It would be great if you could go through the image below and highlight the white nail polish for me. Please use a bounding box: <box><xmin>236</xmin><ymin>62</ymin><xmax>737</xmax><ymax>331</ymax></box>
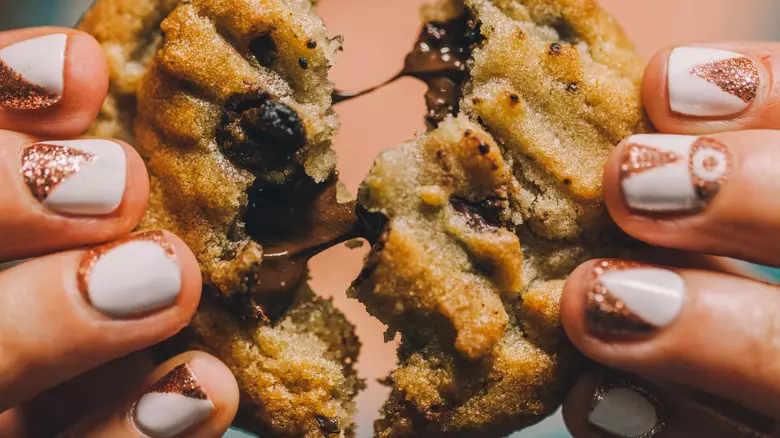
<box><xmin>135</xmin><ymin>364</ymin><xmax>213</xmax><ymax>438</ymax></box>
<box><xmin>669</xmin><ymin>46</ymin><xmax>761</xmax><ymax>117</ymax></box>
<box><xmin>620</xmin><ymin>134</ymin><xmax>731</xmax><ymax>212</ymax></box>
<box><xmin>21</xmin><ymin>140</ymin><xmax>127</xmax><ymax>216</ymax></box>
<box><xmin>0</xmin><ymin>34</ymin><xmax>67</xmax><ymax>109</ymax></box>
<box><xmin>587</xmin><ymin>261</ymin><xmax>685</xmax><ymax>334</ymax></box>
<box><xmin>589</xmin><ymin>386</ymin><xmax>660</xmax><ymax>437</ymax></box>
<box><xmin>78</xmin><ymin>231</ymin><xmax>181</xmax><ymax>318</ymax></box>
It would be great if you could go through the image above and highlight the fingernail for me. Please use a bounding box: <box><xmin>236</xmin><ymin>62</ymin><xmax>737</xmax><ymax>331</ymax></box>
<box><xmin>21</xmin><ymin>140</ymin><xmax>127</xmax><ymax>216</ymax></box>
<box><xmin>77</xmin><ymin>231</ymin><xmax>181</xmax><ymax>318</ymax></box>
<box><xmin>669</xmin><ymin>46</ymin><xmax>761</xmax><ymax>117</ymax></box>
<box><xmin>589</xmin><ymin>374</ymin><xmax>665</xmax><ymax>437</ymax></box>
<box><xmin>620</xmin><ymin>134</ymin><xmax>731</xmax><ymax>212</ymax></box>
<box><xmin>134</xmin><ymin>363</ymin><xmax>213</xmax><ymax>438</ymax></box>
<box><xmin>0</xmin><ymin>34</ymin><xmax>67</xmax><ymax>109</ymax></box>
<box><xmin>586</xmin><ymin>260</ymin><xmax>685</xmax><ymax>335</ymax></box>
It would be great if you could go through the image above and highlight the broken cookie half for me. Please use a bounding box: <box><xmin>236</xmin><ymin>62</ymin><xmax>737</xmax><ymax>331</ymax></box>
<box><xmin>352</xmin><ymin>0</ymin><xmax>650</xmax><ymax>436</ymax></box>
<box><xmin>81</xmin><ymin>0</ymin><xmax>362</xmax><ymax>436</ymax></box>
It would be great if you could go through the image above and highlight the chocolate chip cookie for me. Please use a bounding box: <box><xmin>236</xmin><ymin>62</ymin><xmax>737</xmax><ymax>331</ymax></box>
<box><xmin>352</xmin><ymin>0</ymin><xmax>649</xmax><ymax>436</ymax></box>
<box><xmin>81</xmin><ymin>0</ymin><xmax>362</xmax><ymax>436</ymax></box>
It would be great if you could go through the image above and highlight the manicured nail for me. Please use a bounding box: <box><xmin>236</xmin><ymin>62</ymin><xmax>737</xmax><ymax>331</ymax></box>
<box><xmin>21</xmin><ymin>140</ymin><xmax>127</xmax><ymax>215</ymax></box>
<box><xmin>669</xmin><ymin>46</ymin><xmax>761</xmax><ymax>117</ymax></box>
<box><xmin>586</xmin><ymin>260</ymin><xmax>685</xmax><ymax>335</ymax></box>
<box><xmin>134</xmin><ymin>364</ymin><xmax>213</xmax><ymax>438</ymax></box>
<box><xmin>589</xmin><ymin>374</ymin><xmax>665</xmax><ymax>437</ymax></box>
<box><xmin>77</xmin><ymin>231</ymin><xmax>181</xmax><ymax>318</ymax></box>
<box><xmin>620</xmin><ymin>134</ymin><xmax>731</xmax><ymax>212</ymax></box>
<box><xmin>0</xmin><ymin>34</ymin><xmax>67</xmax><ymax>109</ymax></box>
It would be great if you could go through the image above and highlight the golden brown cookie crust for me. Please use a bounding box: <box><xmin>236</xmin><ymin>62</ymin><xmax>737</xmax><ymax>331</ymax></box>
<box><xmin>353</xmin><ymin>0</ymin><xmax>650</xmax><ymax>436</ymax></box>
<box><xmin>82</xmin><ymin>1</ymin><xmax>362</xmax><ymax>436</ymax></box>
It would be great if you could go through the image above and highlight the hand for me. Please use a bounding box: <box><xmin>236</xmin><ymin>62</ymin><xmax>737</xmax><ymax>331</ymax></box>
<box><xmin>561</xmin><ymin>43</ymin><xmax>780</xmax><ymax>437</ymax></box>
<box><xmin>0</xmin><ymin>28</ymin><xmax>239</xmax><ymax>437</ymax></box>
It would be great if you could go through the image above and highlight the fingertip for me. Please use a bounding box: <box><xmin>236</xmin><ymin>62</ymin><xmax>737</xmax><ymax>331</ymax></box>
<box><xmin>60</xmin><ymin>31</ymin><xmax>109</xmax><ymax>134</ymax></box>
<box><xmin>185</xmin><ymin>352</ymin><xmax>240</xmax><ymax>422</ymax></box>
<box><xmin>137</xmin><ymin>352</ymin><xmax>239</xmax><ymax>438</ymax></box>
<box><xmin>162</xmin><ymin>231</ymin><xmax>203</xmax><ymax>321</ymax></box>
<box><xmin>642</xmin><ymin>47</ymin><xmax>673</xmax><ymax>132</ymax></box>
<box><xmin>111</xmin><ymin>140</ymin><xmax>149</xmax><ymax>233</ymax></box>
<box><xmin>0</xmin><ymin>28</ymin><xmax>108</xmax><ymax>137</ymax></box>
<box><xmin>561</xmin><ymin>260</ymin><xmax>595</xmax><ymax>342</ymax></box>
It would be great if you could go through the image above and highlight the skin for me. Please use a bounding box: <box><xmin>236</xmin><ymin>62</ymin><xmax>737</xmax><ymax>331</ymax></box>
<box><xmin>0</xmin><ymin>29</ymin><xmax>239</xmax><ymax>437</ymax></box>
<box><xmin>562</xmin><ymin>43</ymin><xmax>780</xmax><ymax>436</ymax></box>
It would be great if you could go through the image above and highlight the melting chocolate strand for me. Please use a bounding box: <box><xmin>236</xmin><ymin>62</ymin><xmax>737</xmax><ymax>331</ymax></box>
<box><xmin>332</xmin><ymin>11</ymin><xmax>483</xmax><ymax>128</ymax></box>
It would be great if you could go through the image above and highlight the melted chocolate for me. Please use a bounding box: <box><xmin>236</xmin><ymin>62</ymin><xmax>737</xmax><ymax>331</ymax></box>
<box><xmin>241</xmin><ymin>175</ymin><xmax>365</xmax><ymax>319</ymax></box>
<box><xmin>333</xmin><ymin>11</ymin><xmax>482</xmax><ymax>127</ymax></box>
<box><xmin>225</xmin><ymin>12</ymin><xmax>482</xmax><ymax>321</ymax></box>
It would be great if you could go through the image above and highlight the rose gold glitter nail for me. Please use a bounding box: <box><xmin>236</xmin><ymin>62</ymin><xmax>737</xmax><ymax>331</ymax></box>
<box><xmin>0</xmin><ymin>60</ymin><xmax>61</xmax><ymax>110</ymax></box>
<box><xmin>691</xmin><ymin>57</ymin><xmax>759</xmax><ymax>104</ymax></box>
<box><xmin>586</xmin><ymin>260</ymin><xmax>655</xmax><ymax>335</ymax></box>
<box><xmin>77</xmin><ymin>231</ymin><xmax>176</xmax><ymax>302</ymax></box>
<box><xmin>20</xmin><ymin>143</ymin><xmax>94</xmax><ymax>202</ymax></box>
<box><xmin>689</xmin><ymin>137</ymin><xmax>731</xmax><ymax>202</ymax></box>
<box><xmin>145</xmin><ymin>364</ymin><xmax>209</xmax><ymax>400</ymax></box>
<box><xmin>621</xmin><ymin>143</ymin><xmax>683</xmax><ymax>178</ymax></box>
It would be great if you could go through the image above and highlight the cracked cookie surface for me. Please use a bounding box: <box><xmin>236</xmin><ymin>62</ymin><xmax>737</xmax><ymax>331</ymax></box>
<box><xmin>353</xmin><ymin>0</ymin><xmax>649</xmax><ymax>436</ymax></box>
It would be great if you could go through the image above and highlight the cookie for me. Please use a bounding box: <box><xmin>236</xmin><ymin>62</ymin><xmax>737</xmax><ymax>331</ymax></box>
<box><xmin>190</xmin><ymin>286</ymin><xmax>362</xmax><ymax>438</ymax></box>
<box><xmin>81</xmin><ymin>0</ymin><xmax>362</xmax><ymax>436</ymax></box>
<box><xmin>352</xmin><ymin>0</ymin><xmax>649</xmax><ymax>436</ymax></box>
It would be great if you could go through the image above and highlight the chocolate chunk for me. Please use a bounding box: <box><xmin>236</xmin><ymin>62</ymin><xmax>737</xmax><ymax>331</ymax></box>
<box><xmin>250</xmin><ymin>33</ymin><xmax>277</xmax><ymax>67</ymax></box>
<box><xmin>298</xmin><ymin>57</ymin><xmax>308</xmax><ymax>69</ymax></box>
<box><xmin>451</xmin><ymin>197</ymin><xmax>505</xmax><ymax>230</ymax></box>
<box><xmin>551</xmin><ymin>18</ymin><xmax>578</xmax><ymax>43</ymax></box>
<box><xmin>306</xmin><ymin>39</ymin><xmax>317</xmax><ymax>49</ymax></box>
<box><xmin>315</xmin><ymin>415</ymin><xmax>341</xmax><ymax>435</ymax></box>
<box><xmin>548</xmin><ymin>43</ymin><xmax>562</xmax><ymax>55</ymax></box>
<box><xmin>567</xmin><ymin>82</ymin><xmax>579</xmax><ymax>92</ymax></box>
<box><xmin>217</xmin><ymin>92</ymin><xmax>306</xmax><ymax>171</ymax></box>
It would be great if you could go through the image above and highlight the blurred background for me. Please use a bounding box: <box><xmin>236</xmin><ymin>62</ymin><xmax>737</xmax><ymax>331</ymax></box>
<box><xmin>2</xmin><ymin>0</ymin><xmax>779</xmax><ymax>437</ymax></box>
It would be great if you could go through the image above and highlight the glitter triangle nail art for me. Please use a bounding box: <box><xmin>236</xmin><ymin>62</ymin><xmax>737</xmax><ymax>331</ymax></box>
<box><xmin>621</xmin><ymin>143</ymin><xmax>683</xmax><ymax>178</ymax></box>
<box><xmin>0</xmin><ymin>34</ymin><xmax>67</xmax><ymax>110</ymax></box>
<box><xmin>21</xmin><ymin>143</ymin><xmax>95</xmax><ymax>202</ymax></box>
<box><xmin>0</xmin><ymin>60</ymin><xmax>61</xmax><ymax>109</ymax></box>
<box><xmin>146</xmin><ymin>364</ymin><xmax>209</xmax><ymax>400</ymax></box>
<box><xmin>690</xmin><ymin>57</ymin><xmax>759</xmax><ymax>104</ymax></box>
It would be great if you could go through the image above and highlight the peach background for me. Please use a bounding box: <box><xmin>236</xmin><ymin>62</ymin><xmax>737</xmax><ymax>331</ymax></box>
<box><xmin>308</xmin><ymin>0</ymin><xmax>779</xmax><ymax>436</ymax></box>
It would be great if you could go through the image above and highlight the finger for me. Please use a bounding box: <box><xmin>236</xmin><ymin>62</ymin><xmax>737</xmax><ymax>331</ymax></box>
<box><xmin>604</xmin><ymin>130</ymin><xmax>780</xmax><ymax>267</ymax></box>
<box><xmin>0</xmin><ymin>131</ymin><xmax>149</xmax><ymax>261</ymax></box>
<box><xmin>1</xmin><ymin>352</ymin><xmax>155</xmax><ymax>437</ymax></box>
<box><xmin>0</xmin><ymin>27</ymin><xmax>108</xmax><ymax>137</ymax></box>
<box><xmin>66</xmin><ymin>352</ymin><xmax>239</xmax><ymax>438</ymax></box>
<box><xmin>0</xmin><ymin>231</ymin><xmax>201</xmax><ymax>412</ymax></box>
<box><xmin>643</xmin><ymin>43</ymin><xmax>778</xmax><ymax>134</ymax></box>
<box><xmin>562</xmin><ymin>260</ymin><xmax>780</xmax><ymax>419</ymax></box>
<box><xmin>562</xmin><ymin>368</ymin><xmax>777</xmax><ymax>438</ymax></box>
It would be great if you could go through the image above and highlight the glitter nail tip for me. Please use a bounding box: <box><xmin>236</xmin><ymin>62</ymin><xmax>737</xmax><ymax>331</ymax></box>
<box><xmin>620</xmin><ymin>134</ymin><xmax>730</xmax><ymax>212</ymax></box>
<box><xmin>669</xmin><ymin>46</ymin><xmax>761</xmax><ymax>117</ymax></box>
<box><xmin>0</xmin><ymin>34</ymin><xmax>67</xmax><ymax>109</ymax></box>
<box><xmin>589</xmin><ymin>387</ymin><xmax>660</xmax><ymax>437</ymax></box>
<box><xmin>135</xmin><ymin>364</ymin><xmax>213</xmax><ymax>438</ymax></box>
<box><xmin>21</xmin><ymin>140</ymin><xmax>127</xmax><ymax>215</ymax></box>
<box><xmin>79</xmin><ymin>231</ymin><xmax>181</xmax><ymax>318</ymax></box>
